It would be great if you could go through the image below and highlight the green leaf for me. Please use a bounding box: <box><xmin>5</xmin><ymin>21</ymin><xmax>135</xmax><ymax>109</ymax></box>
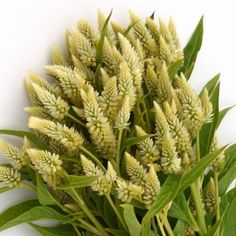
<box><xmin>37</xmin><ymin>173</ymin><xmax>57</xmax><ymax>205</ymax></box>
<box><xmin>29</xmin><ymin>223</ymin><xmax>77</xmax><ymax>236</ymax></box>
<box><xmin>219</xmin><ymin>165</ymin><xmax>236</xmax><ymax>196</ymax></box>
<box><xmin>217</xmin><ymin>105</ymin><xmax>235</xmax><ymax>128</ymax></box>
<box><xmin>221</xmin><ymin>193</ymin><xmax>236</xmax><ymax>236</ymax></box>
<box><xmin>58</xmin><ymin>175</ymin><xmax>97</xmax><ymax>189</ymax></box>
<box><xmin>168</xmin><ymin>59</ymin><xmax>184</xmax><ymax>79</ymax></box>
<box><xmin>200</xmin><ymin>80</ymin><xmax>220</xmax><ymax>157</ymax></box>
<box><xmin>106</xmin><ymin>228</ymin><xmax>129</xmax><ymax>236</ymax></box>
<box><xmin>0</xmin><ymin>186</ymin><xmax>13</xmax><ymax>193</ymax></box>
<box><xmin>0</xmin><ymin>204</ymin><xmax>69</xmax><ymax>231</ymax></box>
<box><xmin>122</xmin><ymin>134</ymin><xmax>156</xmax><ymax>151</ymax></box>
<box><xmin>219</xmin><ymin>144</ymin><xmax>236</xmax><ymax>181</ymax></box>
<box><xmin>181</xmin><ymin>16</ymin><xmax>204</xmax><ymax>75</ymax></box>
<box><xmin>173</xmin><ymin>220</ymin><xmax>185</xmax><ymax>235</ymax></box>
<box><xmin>0</xmin><ymin>199</ymin><xmax>39</xmax><ymax>231</ymax></box>
<box><xmin>180</xmin><ymin>146</ymin><xmax>226</xmax><ymax>192</ymax></box>
<box><xmin>0</xmin><ymin>129</ymin><xmax>48</xmax><ymax>150</ymax></box>
<box><xmin>95</xmin><ymin>10</ymin><xmax>112</xmax><ymax>91</ymax></box>
<box><xmin>121</xmin><ymin>204</ymin><xmax>141</xmax><ymax>236</ymax></box>
<box><xmin>168</xmin><ymin>193</ymin><xmax>193</xmax><ymax>227</ymax></box>
<box><xmin>142</xmin><ymin>175</ymin><xmax>182</xmax><ymax>225</ymax></box>
<box><xmin>184</xmin><ymin>61</ymin><xmax>195</xmax><ymax>80</ymax></box>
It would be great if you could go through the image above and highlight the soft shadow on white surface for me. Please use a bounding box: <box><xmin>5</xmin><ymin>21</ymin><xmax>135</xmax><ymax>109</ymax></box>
<box><xmin>0</xmin><ymin>0</ymin><xmax>236</xmax><ymax>235</ymax></box>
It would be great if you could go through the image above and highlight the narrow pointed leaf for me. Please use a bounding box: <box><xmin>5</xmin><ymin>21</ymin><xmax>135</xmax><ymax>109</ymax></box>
<box><xmin>181</xmin><ymin>16</ymin><xmax>204</xmax><ymax>74</ymax></box>
<box><xmin>58</xmin><ymin>175</ymin><xmax>97</xmax><ymax>189</ymax></box>
<box><xmin>121</xmin><ymin>204</ymin><xmax>141</xmax><ymax>236</ymax></box>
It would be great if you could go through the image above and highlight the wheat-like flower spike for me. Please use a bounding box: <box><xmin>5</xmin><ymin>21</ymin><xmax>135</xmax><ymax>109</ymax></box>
<box><xmin>116</xmin><ymin>178</ymin><xmax>143</xmax><ymax>203</ymax></box>
<box><xmin>159</xmin><ymin>18</ymin><xmax>172</xmax><ymax>45</ymax></box>
<box><xmin>153</xmin><ymin>101</ymin><xmax>170</xmax><ymax>140</ymax></box>
<box><xmin>210</xmin><ymin>135</ymin><xmax>225</xmax><ymax>171</ymax></box>
<box><xmin>162</xmin><ymin>101</ymin><xmax>192</xmax><ymax>154</ymax></box>
<box><xmin>77</xmin><ymin>20</ymin><xmax>96</xmax><ymax>45</ymax></box>
<box><xmin>118</xmin><ymin>61</ymin><xmax>136</xmax><ymax>108</ymax></box>
<box><xmin>31</xmin><ymin>83</ymin><xmax>69</xmax><ymax>121</ymax></box>
<box><xmin>44</xmin><ymin>65</ymin><xmax>86</xmax><ymax>105</ymax></box>
<box><xmin>160</xmin><ymin>133</ymin><xmax>181</xmax><ymax>174</ymax></box>
<box><xmin>80</xmin><ymin>85</ymin><xmax>117</xmax><ymax>160</ymax></box>
<box><xmin>0</xmin><ymin>139</ymin><xmax>26</xmax><ymax>170</ymax></box>
<box><xmin>24</xmin><ymin>106</ymin><xmax>54</xmax><ymax>120</ymax></box>
<box><xmin>81</xmin><ymin>154</ymin><xmax>104</xmax><ymax>177</ymax></box>
<box><xmin>81</xmin><ymin>154</ymin><xmax>113</xmax><ymax>195</ymax></box>
<box><xmin>102</xmin><ymin>37</ymin><xmax>123</xmax><ymax>75</ymax></box>
<box><xmin>27</xmin><ymin>148</ymin><xmax>62</xmax><ymax>187</ymax></box>
<box><xmin>125</xmin><ymin>152</ymin><xmax>146</xmax><ymax>185</ymax></box>
<box><xmin>135</xmin><ymin>125</ymin><xmax>160</xmax><ymax>166</ymax></box>
<box><xmin>200</xmin><ymin>88</ymin><xmax>213</xmax><ymax>123</ymax></box>
<box><xmin>75</xmin><ymin>30</ymin><xmax>96</xmax><ymax>67</ymax></box>
<box><xmin>168</xmin><ymin>17</ymin><xmax>181</xmax><ymax>49</ymax></box>
<box><xmin>28</xmin><ymin>71</ymin><xmax>55</xmax><ymax>94</ymax></box>
<box><xmin>146</xmin><ymin>17</ymin><xmax>160</xmax><ymax>46</ymax></box>
<box><xmin>134</xmin><ymin>39</ymin><xmax>145</xmax><ymax>61</ymax></box>
<box><xmin>25</xmin><ymin>76</ymin><xmax>43</xmax><ymax>106</ymax></box>
<box><xmin>118</xmin><ymin>33</ymin><xmax>143</xmax><ymax>95</ymax></box>
<box><xmin>115</xmin><ymin>96</ymin><xmax>131</xmax><ymax>129</ymax></box>
<box><xmin>111</xmin><ymin>21</ymin><xmax>125</xmax><ymax>37</ymax></box>
<box><xmin>28</xmin><ymin>116</ymin><xmax>84</xmax><ymax>152</ymax></box>
<box><xmin>142</xmin><ymin>165</ymin><xmax>160</xmax><ymax>206</ymax></box>
<box><xmin>0</xmin><ymin>166</ymin><xmax>21</xmax><ymax>188</ymax></box>
<box><xmin>204</xmin><ymin>177</ymin><xmax>216</xmax><ymax>213</ymax></box>
<box><xmin>51</xmin><ymin>44</ymin><xmax>67</xmax><ymax>66</ymax></box>
<box><xmin>66</xmin><ymin>29</ymin><xmax>79</xmax><ymax>59</ymax></box>
<box><xmin>99</xmin><ymin>76</ymin><xmax>119</xmax><ymax>122</ymax></box>
<box><xmin>105</xmin><ymin>161</ymin><xmax>117</xmax><ymax>183</ymax></box>
<box><xmin>175</xmin><ymin>74</ymin><xmax>204</xmax><ymax>136</ymax></box>
<box><xmin>129</xmin><ymin>11</ymin><xmax>158</xmax><ymax>56</ymax></box>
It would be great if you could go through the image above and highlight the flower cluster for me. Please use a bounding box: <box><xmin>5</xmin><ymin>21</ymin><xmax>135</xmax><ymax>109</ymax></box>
<box><xmin>0</xmin><ymin>10</ymin><xmax>229</xmax><ymax>236</ymax></box>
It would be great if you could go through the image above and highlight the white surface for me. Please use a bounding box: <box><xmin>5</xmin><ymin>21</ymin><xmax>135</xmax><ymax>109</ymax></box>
<box><xmin>0</xmin><ymin>0</ymin><xmax>236</xmax><ymax>235</ymax></box>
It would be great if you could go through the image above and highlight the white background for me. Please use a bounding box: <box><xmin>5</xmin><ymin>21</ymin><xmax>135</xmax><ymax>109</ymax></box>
<box><xmin>0</xmin><ymin>0</ymin><xmax>236</xmax><ymax>235</ymax></box>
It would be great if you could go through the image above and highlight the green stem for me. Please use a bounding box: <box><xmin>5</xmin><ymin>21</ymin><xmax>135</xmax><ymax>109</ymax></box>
<box><xmin>214</xmin><ymin>171</ymin><xmax>220</xmax><ymax>223</ymax></box>
<box><xmin>152</xmin><ymin>218</ymin><xmax>158</xmax><ymax>235</ymax></box>
<box><xmin>116</xmin><ymin>129</ymin><xmax>123</xmax><ymax>175</ymax></box>
<box><xmin>72</xmin><ymin>224</ymin><xmax>82</xmax><ymax>236</ymax></box>
<box><xmin>67</xmin><ymin>113</ymin><xmax>86</xmax><ymax>128</ymax></box>
<box><xmin>187</xmin><ymin>206</ymin><xmax>200</xmax><ymax>232</ymax></box>
<box><xmin>20</xmin><ymin>182</ymin><xmax>37</xmax><ymax>192</ymax></box>
<box><xmin>190</xmin><ymin>183</ymin><xmax>207</xmax><ymax>235</ymax></box>
<box><xmin>78</xmin><ymin>219</ymin><xmax>100</xmax><ymax>235</ymax></box>
<box><xmin>106</xmin><ymin>194</ymin><xmax>128</xmax><ymax>232</ymax></box>
<box><xmin>72</xmin><ymin>189</ymin><xmax>109</xmax><ymax>236</ymax></box>
<box><xmin>160</xmin><ymin>210</ymin><xmax>174</xmax><ymax>236</ymax></box>
<box><xmin>79</xmin><ymin>145</ymin><xmax>106</xmax><ymax>172</ymax></box>
<box><xmin>156</xmin><ymin>214</ymin><xmax>167</xmax><ymax>236</ymax></box>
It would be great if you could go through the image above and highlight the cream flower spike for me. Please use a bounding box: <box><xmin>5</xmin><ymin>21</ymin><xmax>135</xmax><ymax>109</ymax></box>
<box><xmin>0</xmin><ymin>139</ymin><xmax>26</xmax><ymax>170</ymax></box>
<box><xmin>80</xmin><ymin>85</ymin><xmax>117</xmax><ymax>160</ymax></box>
<box><xmin>118</xmin><ymin>61</ymin><xmax>136</xmax><ymax>108</ymax></box>
<box><xmin>142</xmin><ymin>165</ymin><xmax>160</xmax><ymax>206</ymax></box>
<box><xmin>116</xmin><ymin>178</ymin><xmax>143</xmax><ymax>203</ymax></box>
<box><xmin>44</xmin><ymin>65</ymin><xmax>86</xmax><ymax>105</ymax></box>
<box><xmin>118</xmin><ymin>33</ymin><xmax>143</xmax><ymax>94</ymax></box>
<box><xmin>129</xmin><ymin>10</ymin><xmax>158</xmax><ymax>55</ymax></box>
<box><xmin>51</xmin><ymin>44</ymin><xmax>67</xmax><ymax>66</ymax></box>
<box><xmin>125</xmin><ymin>152</ymin><xmax>146</xmax><ymax>185</ymax></box>
<box><xmin>28</xmin><ymin>116</ymin><xmax>84</xmax><ymax>151</ymax></box>
<box><xmin>27</xmin><ymin>149</ymin><xmax>62</xmax><ymax>187</ymax></box>
<box><xmin>31</xmin><ymin>83</ymin><xmax>69</xmax><ymax>121</ymax></box>
<box><xmin>135</xmin><ymin>125</ymin><xmax>160</xmax><ymax>166</ymax></box>
<box><xmin>0</xmin><ymin>166</ymin><xmax>21</xmax><ymax>188</ymax></box>
<box><xmin>115</xmin><ymin>96</ymin><xmax>131</xmax><ymax>129</ymax></box>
